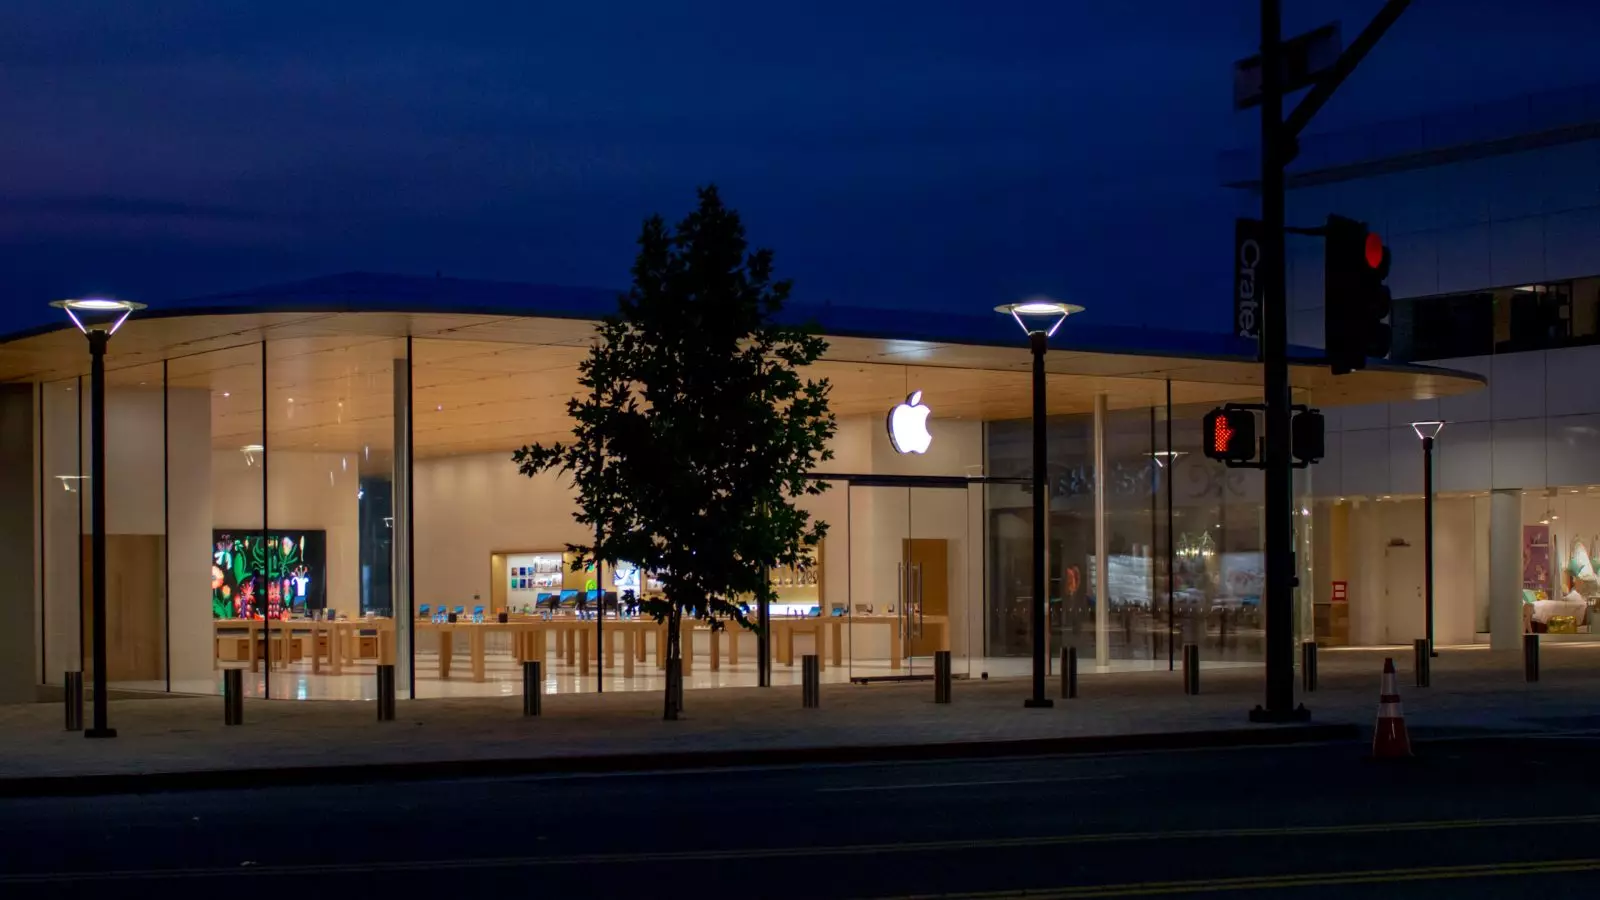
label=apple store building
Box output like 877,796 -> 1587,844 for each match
0,273 -> 1481,704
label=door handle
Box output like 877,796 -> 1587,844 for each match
916,563 -> 925,638
897,561 -> 905,637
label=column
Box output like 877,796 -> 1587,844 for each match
0,385 -> 38,703
1488,488 -> 1521,651
1093,392 -> 1109,669
392,352 -> 414,693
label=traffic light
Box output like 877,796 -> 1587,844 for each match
1324,214 -> 1392,375
1202,407 -> 1256,463
1292,409 -> 1325,464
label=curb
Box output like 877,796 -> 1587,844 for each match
0,722 -> 1358,798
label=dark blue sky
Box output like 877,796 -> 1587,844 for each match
0,0 -> 1595,336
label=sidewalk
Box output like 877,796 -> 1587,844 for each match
1,644 -> 1594,795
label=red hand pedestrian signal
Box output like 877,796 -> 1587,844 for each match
1212,416 -> 1234,455
1202,408 -> 1256,463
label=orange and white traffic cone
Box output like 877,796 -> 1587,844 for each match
1372,657 -> 1413,759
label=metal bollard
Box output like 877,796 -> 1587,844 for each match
1061,646 -> 1078,699
376,664 -> 396,721
1182,643 -> 1200,695
64,671 -> 83,731
1525,632 -> 1540,683
934,650 -> 952,704
223,668 -> 244,726
1413,638 -> 1431,688
801,654 -> 820,708
523,660 -> 543,716
1301,641 -> 1318,693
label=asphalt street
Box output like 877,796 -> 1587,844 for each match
2,734 -> 1598,898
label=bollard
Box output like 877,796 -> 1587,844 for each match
64,671 -> 83,732
223,668 -> 244,726
1525,632 -> 1540,683
1061,646 -> 1078,699
801,654 -> 820,708
934,650 -> 952,704
1413,638 -> 1431,688
1301,641 -> 1318,693
376,664 -> 396,721
522,660 -> 542,717
1182,643 -> 1200,695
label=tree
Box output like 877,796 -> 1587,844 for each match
513,185 -> 836,719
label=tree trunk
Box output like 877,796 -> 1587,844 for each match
663,606 -> 683,721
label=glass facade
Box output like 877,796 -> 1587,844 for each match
29,332 -> 1334,700
983,391 -> 1314,671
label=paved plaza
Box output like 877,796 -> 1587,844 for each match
2,644 -> 1597,791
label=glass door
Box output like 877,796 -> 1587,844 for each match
843,482 -> 972,683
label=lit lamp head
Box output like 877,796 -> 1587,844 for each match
1411,420 -> 1445,442
50,297 -> 145,336
994,298 -> 1084,337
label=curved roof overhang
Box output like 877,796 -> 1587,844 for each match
0,273 -> 1484,459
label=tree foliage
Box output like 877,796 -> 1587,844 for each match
513,186 -> 835,717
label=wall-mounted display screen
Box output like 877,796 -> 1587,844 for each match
612,561 -> 642,594
213,530 -> 327,619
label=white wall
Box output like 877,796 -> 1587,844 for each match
411,412 -> 986,664
212,449 -> 361,615
166,390 -> 213,683
1346,497 -> 1482,647
413,452 -> 587,609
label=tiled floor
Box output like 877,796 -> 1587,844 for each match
111,650 -> 1257,701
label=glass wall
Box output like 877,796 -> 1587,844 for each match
39,378 -> 81,687
985,392 -> 1279,670
169,343 -> 264,697
263,336 -> 401,701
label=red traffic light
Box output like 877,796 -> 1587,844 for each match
1202,408 -> 1256,463
1364,231 -> 1384,269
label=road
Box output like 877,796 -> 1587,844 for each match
1,735 -> 1597,898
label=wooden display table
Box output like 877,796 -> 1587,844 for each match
772,614 -> 950,671
212,618 -> 397,674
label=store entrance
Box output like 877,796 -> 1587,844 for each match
838,477 -> 975,683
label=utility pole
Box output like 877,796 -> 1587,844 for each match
1251,0 -> 1300,723
1247,0 -> 1409,723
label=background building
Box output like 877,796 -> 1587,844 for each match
1225,82 -> 1600,651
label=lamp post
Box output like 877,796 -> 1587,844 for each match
1411,421 -> 1445,657
51,297 -> 144,739
996,299 -> 1084,709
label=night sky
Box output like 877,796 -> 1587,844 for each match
0,1 -> 1594,337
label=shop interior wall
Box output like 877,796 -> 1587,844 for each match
1346,497 -> 1481,646
409,413 -> 978,664
213,449 -> 360,614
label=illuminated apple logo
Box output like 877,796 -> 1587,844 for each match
888,391 -> 933,455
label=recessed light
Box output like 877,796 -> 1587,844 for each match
436,405 -> 443,411
222,392 -> 231,398
287,397 -> 294,403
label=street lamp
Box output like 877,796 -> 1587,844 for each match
1411,420 -> 1445,658
996,298 -> 1084,709
51,297 -> 144,739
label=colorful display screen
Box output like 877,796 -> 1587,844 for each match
212,530 -> 327,619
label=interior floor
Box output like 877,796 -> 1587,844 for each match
108,650 -> 1256,701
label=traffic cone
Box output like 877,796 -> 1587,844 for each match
1372,657 -> 1412,759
